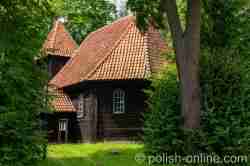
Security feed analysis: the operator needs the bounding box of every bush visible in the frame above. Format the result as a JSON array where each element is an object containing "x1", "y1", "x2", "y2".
[
  {"x1": 143, "y1": 49, "x2": 250, "y2": 165},
  {"x1": 144, "y1": 2, "x2": 250, "y2": 165},
  {"x1": 0, "y1": 1, "x2": 51, "y2": 165},
  {"x1": 144, "y1": 65, "x2": 206, "y2": 156},
  {"x1": 0, "y1": 113, "x2": 47, "y2": 166},
  {"x1": 0, "y1": 53, "x2": 49, "y2": 166},
  {"x1": 200, "y1": 48, "x2": 250, "y2": 156},
  {"x1": 144, "y1": 64, "x2": 181, "y2": 154}
]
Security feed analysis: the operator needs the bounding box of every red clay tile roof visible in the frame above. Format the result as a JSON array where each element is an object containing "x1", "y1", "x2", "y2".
[
  {"x1": 49, "y1": 86, "x2": 76, "y2": 112},
  {"x1": 42, "y1": 20, "x2": 78, "y2": 57},
  {"x1": 50, "y1": 16, "x2": 167, "y2": 88}
]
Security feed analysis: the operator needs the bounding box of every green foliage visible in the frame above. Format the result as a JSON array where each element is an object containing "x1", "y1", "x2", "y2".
[
  {"x1": 51, "y1": 0, "x2": 116, "y2": 43},
  {"x1": 127, "y1": 0, "x2": 185, "y2": 31},
  {"x1": 144, "y1": 65, "x2": 205, "y2": 156},
  {"x1": 138, "y1": 0, "x2": 250, "y2": 163},
  {"x1": 201, "y1": 0, "x2": 250, "y2": 49},
  {"x1": 200, "y1": 48, "x2": 250, "y2": 157},
  {"x1": 144, "y1": 56, "x2": 250, "y2": 164},
  {"x1": 0, "y1": 0, "x2": 52, "y2": 165},
  {"x1": 127, "y1": 0, "x2": 186, "y2": 59},
  {"x1": 127, "y1": 0, "x2": 165, "y2": 30},
  {"x1": 143, "y1": 64, "x2": 181, "y2": 154},
  {"x1": 199, "y1": 0, "x2": 250, "y2": 158}
]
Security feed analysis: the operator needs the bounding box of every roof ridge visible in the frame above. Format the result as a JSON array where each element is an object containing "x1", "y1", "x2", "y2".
[
  {"x1": 50, "y1": 16, "x2": 134, "y2": 87},
  {"x1": 49, "y1": 16, "x2": 168, "y2": 87},
  {"x1": 41, "y1": 20, "x2": 78, "y2": 58},
  {"x1": 57, "y1": 21, "x2": 78, "y2": 48},
  {"x1": 63, "y1": 24, "x2": 78, "y2": 48},
  {"x1": 84, "y1": 21, "x2": 135, "y2": 80},
  {"x1": 144, "y1": 30, "x2": 151, "y2": 78},
  {"x1": 51, "y1": 21, "x2": 59, "y2": 49},
  {"x1": 76, "y1": 16, "x2": 134, "y2": 50},
  {"x1": 85, "y1": 16, "x2": 134, "y2": 40},
  {"x1": 63, "y1": 18, "x2": 132, "y2": 62}
]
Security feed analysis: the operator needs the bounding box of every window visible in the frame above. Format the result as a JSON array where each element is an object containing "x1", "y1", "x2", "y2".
[
  {"x1": 77, "y1": 94, "x2": 85, "y2": 118},
  {"x1": 113, "y1": 89, "x2": 125, "y2": 114},
  {"x1": 59, "y1": 119, "x2": 68, "y2": 131}
]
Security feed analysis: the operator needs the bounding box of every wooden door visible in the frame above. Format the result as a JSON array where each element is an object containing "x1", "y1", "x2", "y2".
[{"x1": 80, "y1": 92, "x2": 98, "y2": 142}]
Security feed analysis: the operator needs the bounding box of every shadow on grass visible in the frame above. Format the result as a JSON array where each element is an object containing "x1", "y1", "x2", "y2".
[{"x1": 39, "y1": 146, "x2": 145, "y2": 166}]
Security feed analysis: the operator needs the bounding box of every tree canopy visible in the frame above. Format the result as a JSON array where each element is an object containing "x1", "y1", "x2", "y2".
[
  {"x1": 51, "y1": 0, "x2": 116, "y2": 43},
  {"x1": 130, "y1": 0, "x2": 250, "y2": 158},
  {"x1": 128, "y1": 0, "x2": 202, "y2": 129},
  {"x1": 0, "y1": 0, "x2": 52, "y2": 165}
]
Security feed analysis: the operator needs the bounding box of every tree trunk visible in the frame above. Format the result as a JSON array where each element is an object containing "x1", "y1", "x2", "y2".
[
  {"x1": 177, "y1": 39, "x2": 201, "y2": 129},
  {"x1": 163, "y1": 0, "x2": 201, "y2": 129}
]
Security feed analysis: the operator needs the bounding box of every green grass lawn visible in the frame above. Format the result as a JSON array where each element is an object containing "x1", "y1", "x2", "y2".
[{"x1": 38, "y1": 143, "x2": 145, "y2": 166}]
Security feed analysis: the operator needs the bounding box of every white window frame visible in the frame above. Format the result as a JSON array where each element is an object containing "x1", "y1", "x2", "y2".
[
  {"x1": 77, "y1": 94, "x2": 84, "y2": 118},
  {"x1": 58, "y1": 119, "x2": 68, "y2": 131},
  {"x1": 112, "y1": 89, "x2": 125, "y2": 114}
]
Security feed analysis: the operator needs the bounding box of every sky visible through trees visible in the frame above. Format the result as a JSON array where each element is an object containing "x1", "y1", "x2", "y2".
[{"x1": 111, "y1": 0, "x2": 128, "y2": 17}]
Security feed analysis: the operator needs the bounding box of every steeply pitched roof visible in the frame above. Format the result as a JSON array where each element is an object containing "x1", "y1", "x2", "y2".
[
  {"x1": 50, "y1": 16, "x2": 167, "y2": 88},
  {"x1": 49, "y1": 86, "x2": 76, "y2": 112},
  {"x1": 42, "y1": 20, "x2": 78, "y2": 58}
]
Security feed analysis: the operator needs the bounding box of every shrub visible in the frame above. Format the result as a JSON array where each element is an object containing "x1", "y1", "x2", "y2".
[
  {"x1": 143, "y1": 2, "x2": 250, "y2": 165},
  {"x1": 0, "y1": 1, "x2": 51, "y2": 165},
  {"x1": 143, "y1": 50, "x2": 250, "y2": 165},
  {"x1": 0, "y1": 54, "x2": 49, "y2": 166},
  {"x1": 144, "y1": 64, "x2": 204, "y2": 153},
  {"x1": 200, "y1": 48, "x2": 250, "y2": 157},
  {"x1": 143, "y1": 64, "x2": 182, "y2": 154},
  {"x1": 0, "y1": 113, "x2": 47, "y2": 166}
]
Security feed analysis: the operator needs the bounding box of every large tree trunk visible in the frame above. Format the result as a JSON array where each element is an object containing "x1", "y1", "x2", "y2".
[
  {"x1": 178, "y1": 40, "x2": 201, "y2": 129},
  {"x1": 163, "y1": 0, "x2": 201, "y2": 129},
  {"x1": 182, "y1": 0, "x2": 201, "y2": 129}
]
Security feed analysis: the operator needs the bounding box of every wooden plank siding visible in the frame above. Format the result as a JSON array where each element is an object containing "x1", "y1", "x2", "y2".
[
  {"x1": 46, "y1": 112, "x2": 78, "y2": 143},
  {"x1": 97, "y1": 86, "x2": 144, "y2": 140},
  {"x1": 48, "y1": 56, "x2": 70, "y2": 78},
  {"x1": 65, "y1": 80, "x2": 147, "y2": 141}
]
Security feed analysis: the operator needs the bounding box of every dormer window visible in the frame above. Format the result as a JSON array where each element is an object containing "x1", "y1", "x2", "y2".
[{"x1": 112, "y1": 89, "x2": 125, "y2": 114}]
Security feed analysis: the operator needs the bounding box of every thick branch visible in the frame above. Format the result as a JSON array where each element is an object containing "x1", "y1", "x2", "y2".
[
  {"x1": 160, "y1": 0, "x2": 183, "y2": 41},
  {"x1": 185, "y1": 0, "x2": 201, "y2": 40},
  {"x1": 185, "y1": 0, "x2": 201, "y2": 62},
  {"x1": 160, "y1": 0, "x2": 185, "y2": 80}
]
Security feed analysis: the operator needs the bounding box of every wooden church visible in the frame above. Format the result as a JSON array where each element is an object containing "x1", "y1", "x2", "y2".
[{"x1": 40, "y1": 16, "x2": 167, "y2": 143}]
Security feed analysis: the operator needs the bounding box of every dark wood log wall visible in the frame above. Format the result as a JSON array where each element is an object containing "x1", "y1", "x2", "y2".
[
  {"x1": 48, "y1": 56, "x2": 70, "y2": 78},
  {"x1": 46, "y1": 112, "x2": 78, "y2": 143},
  {"x1": 97, "y1": 85, "x2": 145, "y2": 140},
  {"x1": 66, "y1": 80, "x2": 147, "y2": 142}
]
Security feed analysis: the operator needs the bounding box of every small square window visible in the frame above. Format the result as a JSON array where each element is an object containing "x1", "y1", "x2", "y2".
[{"x1": 59, "y1": 119, "x2": 68, "y2": 131}]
